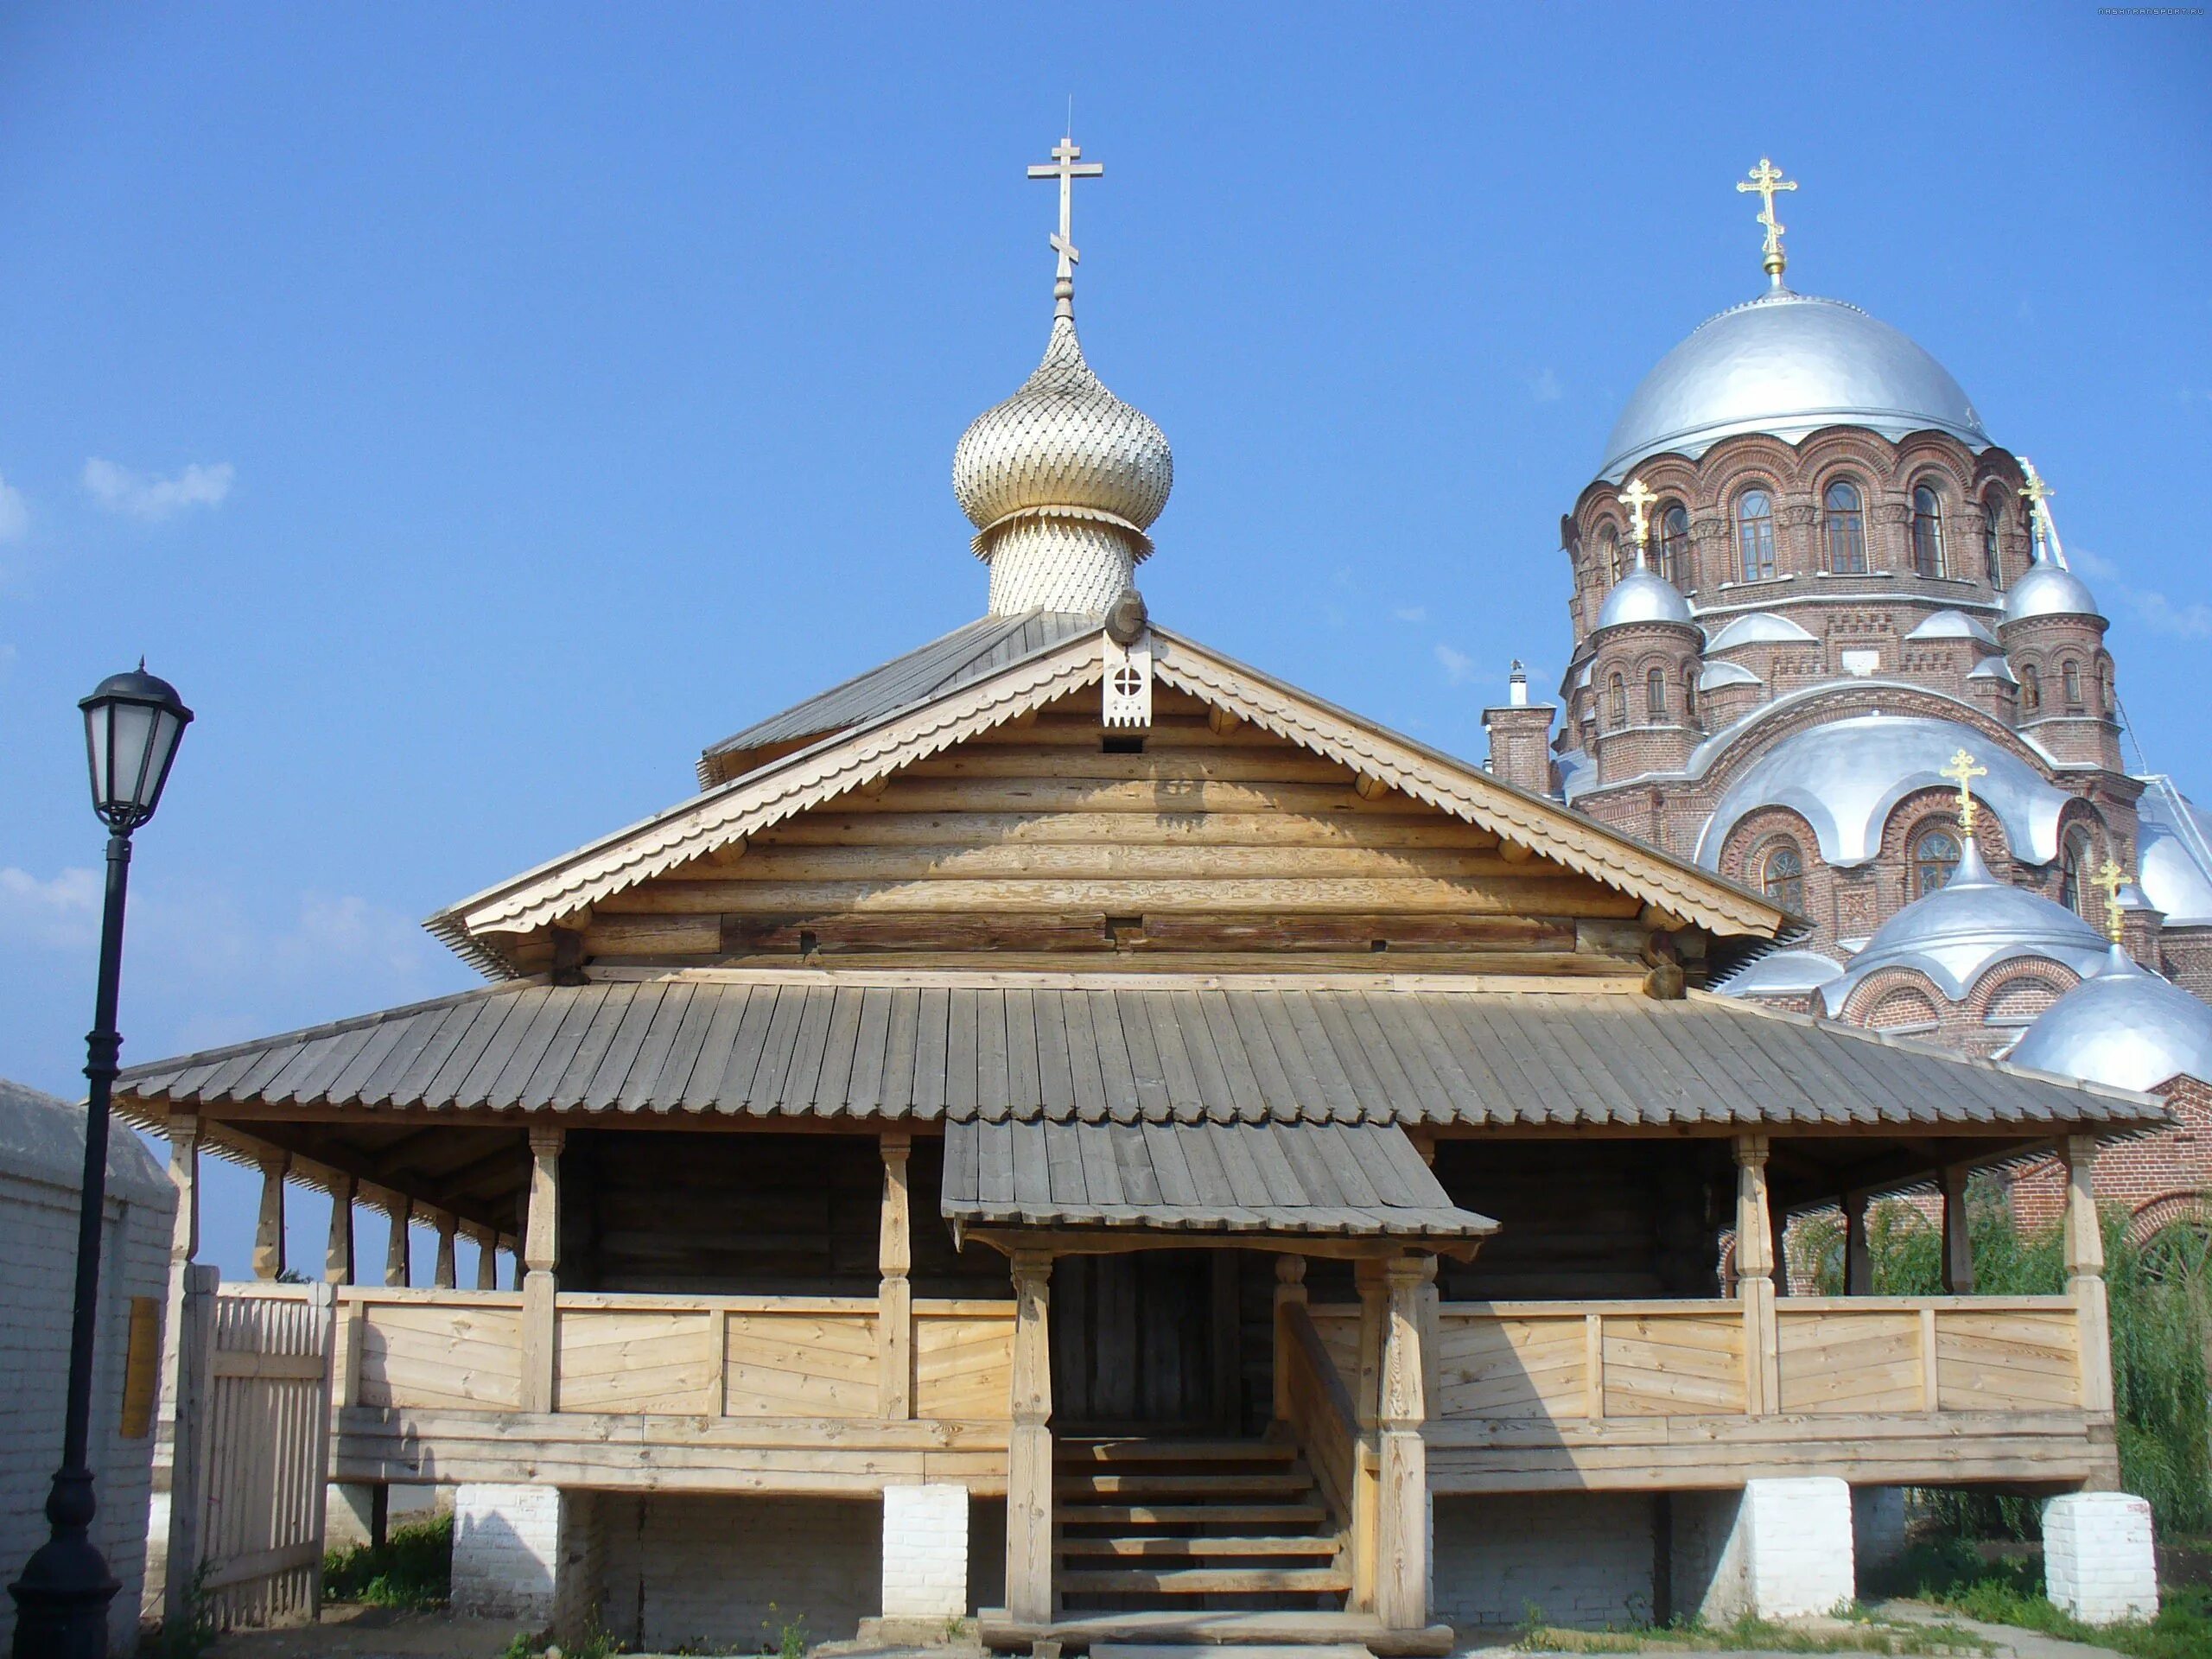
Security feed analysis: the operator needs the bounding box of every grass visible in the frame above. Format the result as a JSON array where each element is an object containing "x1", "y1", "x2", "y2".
[
  {"x1": 1869, "y1": 1539, "x2": 2212, "y2": 1659},
  {"x1": 1513, "y1": 1608, "x2": 1990, "y2": 1655},
  {"x1": 321, "y1": 1511, "x2": 454, "y2": 1610}
]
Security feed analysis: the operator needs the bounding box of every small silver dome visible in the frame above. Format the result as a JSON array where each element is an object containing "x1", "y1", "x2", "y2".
[
  {"x1": 2137, "y1": 776, "x2": 2212, "y2": 927},
  {"x1": 1714, "y1": 948, "x2": 1844, "y2": 999},
  {"x1": 1600, "y1": 288, "x2": 1988, "y2": 481},
  {"x1": 2010, "y1": 945, "x2": 2212, "y2": 1093},
  {"x1": 1597, "y1": 567, "x2": 1694, "y2": 630},
  {"x1": 1819, "y1": 839, "x2": 2110, "y2": 1014},
  {"x1": 1706, "y1": 611, "x2": 1816, "y2": 652},
  {"x1": 2002, "y1": 561, "x2": 2101, "y2": 625},
  {"x1": 1906, "y1": 610, "x2": 2000, "y2": 647},
  {"x1": 1699, "y1": 659, "x2": 1762, "y2": 692}
]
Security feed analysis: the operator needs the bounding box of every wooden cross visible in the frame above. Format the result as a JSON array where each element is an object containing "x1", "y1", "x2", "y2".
[
  {"x1": 1941, "y1": 748, "x2": 1987, "y2": 834},
  {"x1": 1028, "y1": 136, "x2": 1103, "y2": 291},
  {"x1": 1737, "y1": 157, "x2": 1797, "y2": 276},
  {"x1": 2095, "y1": 858, "x2": 2128, "y2": 945},
  {"x1": 1617, "y1": 476, "x2": 1658, "y2": 560}
]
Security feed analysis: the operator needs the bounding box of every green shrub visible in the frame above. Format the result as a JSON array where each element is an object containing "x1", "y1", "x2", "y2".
[
  {"x1": 1872, "y1": 1538, "x2": 2212, "y2": 1658},
  {"x1": 321, "y1": 1510, "x2": 454, "y2": 1609}
]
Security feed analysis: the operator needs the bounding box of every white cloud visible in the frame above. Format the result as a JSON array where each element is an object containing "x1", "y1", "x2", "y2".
[
  {"x1": 1393, "y1": 606, "x2": 1427, "y2": 624},
  {"x1": 0, "y1": 866, "x2": 101, "y2": 950},
  {"x1": 0, "y1": 475, "x2": 28, "y2": 543},
  {"x1": 1433, "y1": 643, "x2": 1477, "y2": 685},
  {"x1": 2072, "y1": 547, "x2": 2212, "y2": 640},
  {"x1": 81, "y1": 457, "x2": 234, "y2": 522},
  {"x1": 1527, "y1": 368, "x2": 1562, "y2": 404}
]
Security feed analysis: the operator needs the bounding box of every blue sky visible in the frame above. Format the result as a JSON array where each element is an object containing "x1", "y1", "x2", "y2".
[{"x1": 1, "y1": 3, "x2": 2207, "y2": 1279}]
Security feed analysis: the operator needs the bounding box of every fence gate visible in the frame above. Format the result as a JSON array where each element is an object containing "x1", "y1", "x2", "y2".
[{"x1": 166, "y1": 1267, "x2": 338, "y2": 1629}]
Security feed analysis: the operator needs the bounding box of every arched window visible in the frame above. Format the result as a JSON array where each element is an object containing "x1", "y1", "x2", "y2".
[
  {"x1": 1912, "y1": 826, "x2": 1962, "y2": 898},
  {"x1": 1646, "y1": 667, "x2": 1667, "y2": 720},
  {"x1": 1599, "y1": 526, "x2": 1624, "y2": 584},
  {"x1": 1911, "y1": 485, "x2": 1945, "y2": 578},
  {"x1": 1608, "y1": 673, "x2": 1627, "y2": 728},
  {"x1": 1760, "y1": 842, "x2": 1806, "y2": 912},
  {"x1": 1982, "y1": 490, "x2": 2005, "y2": 586},
  {"x1": 2063, "y1": 659, "x2": 2083, "y2": 708},
  {"x1": 2101, "y1": 664, "x2": 2116, "y2": 715},
  {"x1": 1822, "y1": 480, "x2": 1867, "y2": 574},
  {"x1": 1684, "y1": 676, "x2": 1697, "y2": 721},
  {"x1": 2060, "y1": 829, "x2": 2095, "y2": 919},
  {"x1": 2021, "y1": 664, "x2": 2041, "y2": 711},
  {"x1": 1658, "y1": 504, "x2": 1690, "y2": 586},
  {"x1": 1737, "y1": 490, "x2": 1776, "y2": 582}
]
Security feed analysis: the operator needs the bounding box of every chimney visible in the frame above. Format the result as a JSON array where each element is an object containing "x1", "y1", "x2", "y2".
[{"x1": 1484, "y1": 661, "x2": 1558, "y2": 796}]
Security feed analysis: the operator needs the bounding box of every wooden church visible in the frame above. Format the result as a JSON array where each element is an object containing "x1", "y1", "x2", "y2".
[{"x1": 120, "y1": 143, "x2": 2166, "y2": 1648}]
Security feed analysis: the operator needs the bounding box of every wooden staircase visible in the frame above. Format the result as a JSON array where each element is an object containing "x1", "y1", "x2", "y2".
[{"x1": 1054, "y1": 1438, "x2": 1351, "y2": 1612}]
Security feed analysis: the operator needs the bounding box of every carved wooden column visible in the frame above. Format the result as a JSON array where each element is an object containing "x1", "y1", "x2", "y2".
[
  {"x1": 521, "y1": 1127, "x2": 564, "y2": 1414},
  {"x1": 2063, "y1": 1136, "x2": 2114, "y2": 1415},
  {"x1": 1271, "y1": 1254, "x2": 1306, "y2": 1424},
  {"x1": 325, "y1": 1173, "x2": 357, "y2": 1285},
  {"x1": 253, "y1": 1148, "x2": 289, "y2": 1281},
  {"x1": 1006, "y1": 1249, "x2": 1054, "y2": 1625},
  {"x1": 383, "y1": 1193, "x2": 412, "y2": 1287},
  {"x1": 879, "y1": 1130, "x2": 913, "y2": 1419},
  {"x1": 472, "y1": 1226, "x2": 500, "y2": 1289},
  {"x1": 1376, "y1": 1254, "x2": 1432, "y2": 1630},
  {"x1": 432, "y1": 1211, "x2": 458, "y2": 1289},
  {"x1": 161, "y1": 1116, "x2": 202, "y2": 1437},
  {"x1": 1351, "y1": 1256, "x2": 1387, "y2": 1611},
  {"x1": 1732, "y1": 1135, "x2": 1776, "y2": 1414},
  {"x1": 1941, "y1": 1165, "x2": 1975, "y2": 1294},
  {"x1": 1843, "y1": 1192, "x2": 1871, "y2": 1295}
]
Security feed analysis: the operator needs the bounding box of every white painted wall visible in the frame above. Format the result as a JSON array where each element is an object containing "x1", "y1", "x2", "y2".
[
  {"x1": 0, "y1": 1080, "x2": 175, "y2": 1654},
  {"x1": 881, "y1": 1484, "x2": 967, "y2": 1619},
  {"x1": 2044, "y1": 1492, "x2": 2158, "y2": 1624}
]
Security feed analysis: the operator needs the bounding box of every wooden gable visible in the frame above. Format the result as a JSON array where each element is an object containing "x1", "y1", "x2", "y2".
[{"x1": 550, "y1": 687, "x2": 1662, "y2": 981}]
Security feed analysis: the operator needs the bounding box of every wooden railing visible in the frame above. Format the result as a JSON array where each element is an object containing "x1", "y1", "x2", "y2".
[
  {"x1": 340, "y1": 1287, "x2": 1015, "y2": 1421},
  {"x1": 1278, "y1": 1300, "x2": 1358, "y2": 1524},
  {"x1": 1426, "y1": 1296, "x2": 2084, "y2": 1422}
]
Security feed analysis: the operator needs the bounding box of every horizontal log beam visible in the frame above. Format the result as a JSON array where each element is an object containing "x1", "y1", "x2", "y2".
[{"x1": 604, "y1": 878, "x2": 1645, "y2": 918}]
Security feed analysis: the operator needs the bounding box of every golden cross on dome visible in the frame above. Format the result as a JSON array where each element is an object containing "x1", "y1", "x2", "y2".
[
  {"x1": 1737, "y1": 157, "x2": 1798, "y2": 280},
  {"x1": 2095, "y1": 858, "x2": 2129, "y2": 945},
  {"x1": 1618, "y1": 477, "x2": 1658, "y2": 563},
  {"x1": 1942, "y1": 748, "x2": 1988, "y2": 834},
  {"x1": 1028, "y1": 135, "x2": 1103, "y2": 316}
]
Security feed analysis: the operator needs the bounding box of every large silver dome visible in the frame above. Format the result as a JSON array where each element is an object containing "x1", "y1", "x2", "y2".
[
  {"x1": 1597, "y1": 567, "x2": 1694, "y2": 630},
  {"x1": 2137, "y1": 777, "x2": 2212, "y2": 928},
  {"x1": 2002, "y1": 561, "x2": 2101, "y2": 625},
  {"x1": 1819, "y1": 840, "x2": 2110, "y2": 1014},
  {"x1": 1600, "y1": 288, "x2": 1989, "y2": 481},
  {"x1": 2009, "y1": 945, "x2": 2212, "y2": 1093}
]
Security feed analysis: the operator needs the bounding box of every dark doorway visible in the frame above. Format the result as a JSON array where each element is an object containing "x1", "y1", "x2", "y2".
[{"x1": 1050, "y1": 1251, "x2": 1238, "y2": 1433}]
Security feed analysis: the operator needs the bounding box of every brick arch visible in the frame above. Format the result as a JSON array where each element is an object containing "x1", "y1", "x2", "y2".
[
  {"x1": 1974, "y1": 969, "x2": 2073, "y2": 1027},
  {"x1": 1721, "y1": 809, "x2": 1823, "y2": 920},
  {"x1": 1891, "y1": 436, "x2": 1980, "y2": 496},
  {"x1": 1840, "y1": 965, "x2": 1952, "y2": 1028},
  {"x1": 1868, "y1": 984, "x2": 1942, "y2": 1030},
  {"x1": 2127, "y1": 1192, "x2": 2212, "y2": 1249}
]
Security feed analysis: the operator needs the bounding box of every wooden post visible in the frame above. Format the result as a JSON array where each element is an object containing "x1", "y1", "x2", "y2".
[
  {"x1": 254, "y1": 1149, "x2": 289, "y2": 1281},
  {"x1": 161, "y1": 1116, "x2": 201, "y2": 1440},
  {"x1": 1843, "y1": 1192, "x2": 1872, "y2": 1295},
  {"x1": 472, "y1": 1227, "x2": 500, "y2": 1290},
  {"x1": 432, "y1": 1211, "x2": 458, "y2": 1289},
  {"x1": 1733, "y1": 1135, "x2": 1776, "y2": 1415},
  {"x1": 521, "y1": 1127, "x2": 564, "y2": 1414},
  {"x1": 164, "y1": 1262, "x2": 219, "y2": 1630},
  {"x1": 1770, "y1": 1200, "x2": 1791, "y2": 1299},
  {"x1": 1351, "y1": 1257, "x2": 1387, "y2": 1612},
  {"x1": 305, "y1": 1281, "x2": 339, "y2": 1618},
  {"x1": 1376, "y1": 1254, "x2": 1431, "y2": 1630},
  {"x1": 1271, "y1": 1254, "x2": 1306, "y2": 1425},
  {"x1": 383, "y1": 1194, "x2": 412, "y2": 1288},
  {"x1": 325, "y1": 1173, "x2": 356, "y2": 1286},
  {"x1": 1941, "y1": 1165, "x2": 1975, "y2": 1295},
  {"x1": 2063, "y1": 1135, "x2": 2113, "y2": 1414},
  {"x1": 879, "y1": 1130, "x2": 913, "y2": 1420},
  {"x1": 1006, "y1": 1249, "x2": 1054, "y2": 1626}
]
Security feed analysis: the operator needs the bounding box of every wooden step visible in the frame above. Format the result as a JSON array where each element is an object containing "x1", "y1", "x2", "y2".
[
  {"x1": 1063, "y1": 1503, "x2": 1329, "y2": 1528},
  {"x1": 1059, "y1": 1439, "x2": 1298, "y2": 1465},
  {"x1": 1058, "y1": 1472, "x2": 1313, "y2": 1499},
  {"x1": 1059, "y1": 1567, "x2": 1353, "y2": 1596},
  {"x1": 1062, "y1": 1535, "x2": 1340, "y2": 1558}
]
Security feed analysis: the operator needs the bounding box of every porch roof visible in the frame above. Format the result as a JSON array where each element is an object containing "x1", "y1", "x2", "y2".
[
  {"x1": 117, "y1": 969, "x2": 2166, "y2": 1133},
  {"x1": 941, "y1": 1116, "x2": 1497, "y2": 1242}
]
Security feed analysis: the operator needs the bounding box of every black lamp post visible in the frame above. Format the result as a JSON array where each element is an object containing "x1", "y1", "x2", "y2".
[{"x1": 10, "y1": 665, "x2": 191, "y2": 1659}]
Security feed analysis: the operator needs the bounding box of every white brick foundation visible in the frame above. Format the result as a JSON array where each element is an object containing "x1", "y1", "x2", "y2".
[
  {"x1": 881, "y1": 1484, "x2": 968, "y2": 1618},
  {"x1": 1433, "y1": 1493, "x2": 1658, "y2": 1629},
  {"x1": 451, "y1": 1484, "x2": 565, "y2": 1622},
  {"x1": 1675, "y1": 1478, "x2": 1853, "y2": 1623},
  {"x1": 2044, "y1": 1492, "x2": 2158, "y2": 1624}
]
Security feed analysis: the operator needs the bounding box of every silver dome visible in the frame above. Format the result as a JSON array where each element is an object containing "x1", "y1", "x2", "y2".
[
  {"x1": 1705, "y1": 611, "x2": 1816, "y2": 652},
  {"x1": 1906, "y1": 610, "x2": 2000, "y2": 647},
  {"x1": 1597, "y1": 567, "x2": 1694, "y2": 630},
  {"x1": 2001, "y1": 561, "x2": 2101, "y2": 625},
  {"x1": 1600, "y1": 288, "x2": 1989, "y2": 481},
  {"x1": 2137, "y1": 776, "x2": 2212, "y2": 927},
  {"x1": 2010, "y1": 945, "x2": 2212, "y2": 1093},
  {"x1": 1699, "y1": 659, "x2": 1762, "y2": 691},
  {"x1": 1714, "y1": 948, "x2": 1844, "y2": 998},
  {"x1": 1695, "y1": 713, "x2": 2073, "y2": 869},
  {"x1": 1820, "y1": 839, "x2": 2111, "y2": 1014}
]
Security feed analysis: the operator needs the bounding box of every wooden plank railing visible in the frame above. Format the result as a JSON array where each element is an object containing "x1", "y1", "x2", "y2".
[
  {"x1": 1279, "y1": 1300, "x2": 1359, "y2": 1525},
  {"x1": 340, "y1": 1287, "x2": 1016, "y2": 1422},
  {"x1": 1430, "y1": 1296, "x2": 2083, "y2": 1421}
]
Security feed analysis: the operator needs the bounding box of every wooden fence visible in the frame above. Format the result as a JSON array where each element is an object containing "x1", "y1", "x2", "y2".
[{"x1": 166, "y1": 1269, "x2": 337, "y2": 1630}]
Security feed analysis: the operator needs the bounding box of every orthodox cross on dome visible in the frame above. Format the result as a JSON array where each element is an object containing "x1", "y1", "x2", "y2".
[
  {"x1": 1942, "y1": 747, "x2": 1988, "y2": 836},
  {"x1": 2095, "y1": 858, "x2": 2129, "y2": 945},
  {"x1": 1736, "y1": 157, "x2": 1798, "y2": 283},
  {"x1": 1618, "y1": 477, "x2": 1658, "y2": 567},
  {"x1": 2018, "y1": 459, "x2": 2070, "y2": 569},
  {"x1": 1028, "y1": 135, "x2": 1103, "y2": 321}
]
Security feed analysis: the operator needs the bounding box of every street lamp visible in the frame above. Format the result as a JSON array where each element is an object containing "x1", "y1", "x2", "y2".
[{"x1": 10, "y1": 665, "x2": 191, "y2": 1659}]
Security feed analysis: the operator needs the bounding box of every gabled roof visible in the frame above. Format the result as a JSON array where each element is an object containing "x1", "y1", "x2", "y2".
[
  {"x1": 427, "y1": 620, "x2": 1800, "y2": 976},
  {"x1": 696, "y1": 610, "x2": 1095, "y2": 788}
]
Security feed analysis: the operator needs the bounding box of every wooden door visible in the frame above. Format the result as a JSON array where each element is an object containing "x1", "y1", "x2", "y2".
[{"x1": 1052, "y1": 1251, "x2": 1230, "y2": 1433}]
